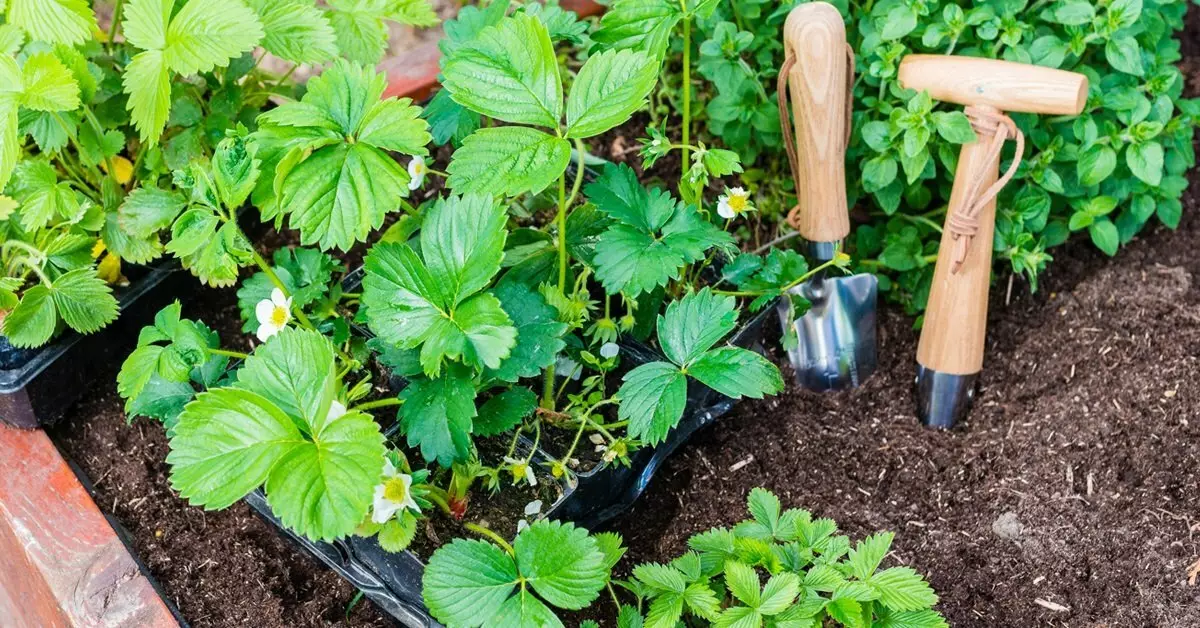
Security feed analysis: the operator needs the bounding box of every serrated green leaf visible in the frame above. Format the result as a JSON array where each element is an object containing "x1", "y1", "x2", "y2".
[
  {"x1": 20, "y1": 51, "x2": 79, "y2": 112},
  {"x1": 487, "y1": 282, "x2": 568, "y2": 382},
  {"x1": 878, "y1": 609, "x2": 949, "y2": 628},
  {"x1": 447, "y1": 126, "x2": 570, "y2": 197},
  {"x1": 235, "y1": 328, "x2": 337, "y2": 430},
  {"x1": 423, "y1": 88, "x2": 480, "y2": 146},
  {"x1": 586, "y1": 163, "x2": 676, "y2": 232},
  {"x1": 118, "y1": 187, "x2": 188, "y2": 238},
  {"x1": 850, "y1": 532, "x2": 894, "y2": 580},
  {"x1": 515, "y1": 520, "x2": 608, "y2": 609},
  {"x1": 423, "y1": 538, "x2": 519, "y2": 626},
  {"x1": 264, "y1": 406, "x2": 385, "y2": 541},
  {"x1": 103, "y1": 211, "x2": 164, "y2": 265},
  {"x1": 7, "y1": 0, "x2": 97, "y2": 46},
  {"x1": 1, "y1": 284, "x2": 57, "y2": 348},
  {"x1": 474, "y1": 387, "x2": 536, "y2": 437},
  {"x1": 869, "y1": 567, "x2": 939, "y2": 612},
  {"x1": 724, "y1": 560, "x2": 761, "y2": 607},
  {"x1": 689, "y1": 347, "x2": 783, "y2": 400},
  {"x1": 398, "y1": 366, "x2": 476, "y2": 465},
  {"x1": 645, "y1": 593, "x2": 684, "y2": 628},
  {"x1": 49, "y1": 269, "x2": 119, "y2": 334},
  {"x1": 123, "y1": 50, "x2": 171, "y2": 146},
  {"x1": 378, "y1": 510, "x2": 418, "y2": 552},
  {"x1": 634, "y1": 562, "x2": 687, "y2": 593},
  {"x1": 167, "y1": 388, "x2": 304, "y2": 509},
  {"x1": 617, "y1": 361, "x2": 686, "y2": 445},
  {"x1": 177, "y1": 219, "x2": 254, "y2": 287},
  {"x1": 566, "y1": 49, "x2": 657, "y2": 139},
  {"x1": 246, "y1": 0, "x2": 338, "y2": 65},
  {"x1": 356, "y1": 97, "x2": 431, "y2": 155},
  {"x1": 212, "y1": 134, "x2": 261, "y2": 210},
  {"x1": 759, "y1": 572, "x2": 801, "y2": 615},
  {"x1": 442, "y1": 12, "x2": 563, "y2": 127},
  {"x1": 327, "y1": 2, "x2": 387, "y2": 66},
  {"x1": 162, "y1": 0, "x2": 264, "y2": 76},
  {"x1": 657, "y1": 288, "x2": 736, "y2": 365},
  {"x1": 592, "y1": 0, "x2": 680, "y2": 59},
  {"x1": 491, "y1": 590, "x2": 564, "y2": 627}
]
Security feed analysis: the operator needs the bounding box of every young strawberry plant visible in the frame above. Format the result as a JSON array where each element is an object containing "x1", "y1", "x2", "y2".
[{"x1": 0, "y1": 0, "x2": 436, "y2": 348}]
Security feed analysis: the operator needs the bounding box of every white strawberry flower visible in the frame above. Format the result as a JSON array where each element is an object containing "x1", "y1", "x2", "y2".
[
  {"x1": 371, "y1": 459, "x2": 420, "y2": 524},
  {"x1": 255, "y1": 288, "x2": 292, "y2": 342},
  {"x1": 408, "y1": 156, "x2": 427, "y2": 190},
  {"x1": 599, "y1": 342, "x2": 620, "y2": 359},
  {"x1": 517, "y1": 499, "x2": 543, "y2": 532},
  {"x1": 717, "y1": 186, "x2": 754, "y2": 220}
]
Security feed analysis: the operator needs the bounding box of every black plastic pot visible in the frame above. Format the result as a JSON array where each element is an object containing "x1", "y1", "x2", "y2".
[
  {"x1": 244, "y1": 294, "x2": 775, "y2": 627},
  {"x1": 0, "y1": 265, "x2": 187, "y2": 428}
]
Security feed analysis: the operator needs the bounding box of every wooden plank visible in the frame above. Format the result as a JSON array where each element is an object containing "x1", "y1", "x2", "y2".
[
  {"x1": 0, "y1": 424, "x2": 179, "y2": 628},
  {"x1": 380, "y1": 0, "x2": 606, "y2": 101}
]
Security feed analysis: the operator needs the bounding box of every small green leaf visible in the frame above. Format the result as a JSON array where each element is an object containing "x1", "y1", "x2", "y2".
[
  {"x1": 591, "y1": 0, "x2": 681, "y2": 59},
  {"x1": 657, "y1": 288, "x2": 736, "y2": 366},
  {"x1": 49, "y1": 268, "x2": 119, "y2": 334},
  {"x1": 868, "y1": 567, "x2": 939, "y2": 612},
  {"x1": 566, "y1": 49, "x2": 658, "y2": 139},
  {"x1": 758, "y1": 572, "x2": 801, "y2": 615},
  {"x1": 1, "y1": 285, "x2": 57, "y2": 348},
  {"x1": 724, "y1": 560, "x2": 761, "y2": 607},
  {"x1": 378, "y1": 510, "x2": 418, "y2": 553},
  {"x1": 399, "y1": 366, "x2": 477, "y2": 466},
  {"x1": 475, "y1": 387, "x2": 536, "y2": 437},
  {"x1": 515, "y1": 520, "x2": 608, "y2": 609},
  {"x1": 162, "y1": 0, "x2": 264, "y2": 76},
  {"x1": 488, "y1": 282, "x2": 568, "y2": 383},
  {"x1": 1076, "y1": 145, "x2": 1116, "y2": 187},
  {"x1": 423, "y1": 538, "x2": 519, "y2": 626},
  {"x1": 442, "y1": 13, "x2": 563, "y2": 127},
  {"x1": 617, "y1": 361, "x2": 687, "y2": 445},
  {"x1": 447, "y1": 126, "x2": 571, "y2": 197},
  {"x1": 118, "y1": 187, "x2": 188, "y2": 238},
  {"x1": 7, "y1": 0, "x2": 97, "y2": 46},
  {"x1": 20, "y1": 51, "x2": 80, "y2": 112},
  {"x1": 245, "y1": 0, "x2": 338, "y2": 65},
  {"x1": 1126, "y1": 142, "x2": 1163, "y2": 186},
  {"x1": 1104, "y1": 35, "x2": 1143, "y2": 77},
  {"x1": 1088, "y1": 219, "x2": 1119, "y2": 256},
  {"x1": 123, "y1": 50, "x2": 171, "y2": 146},
  {"x1": 849, "y1": 532, "x2": 894, "y2": 580}
]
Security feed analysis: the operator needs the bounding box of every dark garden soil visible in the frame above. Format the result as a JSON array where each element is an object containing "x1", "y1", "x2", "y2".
[{"x1": 43, "y1": 12, "x2": 1200, "y2": 628}]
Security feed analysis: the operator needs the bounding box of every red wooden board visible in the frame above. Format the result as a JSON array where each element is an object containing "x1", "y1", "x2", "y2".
[{"x1": 0, "y1": 424, "x2": 178, "y2": 627}]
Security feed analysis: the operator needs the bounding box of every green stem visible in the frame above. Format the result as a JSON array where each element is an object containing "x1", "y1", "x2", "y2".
[
  {"x1": 713, "y1": 257, "x2": 843, "y2": 298},
  {"x1": 107, "y1": 0, "x2": 125, "y2": 52},
  {"x1": 276, "y1": 64, "x2": 298, "y2": 87},
  {"x1": 207, "y1": 347, "x2": 250, "y2": 360},
  {"x1": 558, "y1": 399, "x2": 619, "y2": 466},
  {"x1": 466, "y1": 523, "x2": 515, "y2": 555},
  {"x1": 681, "y1": 17, "x2": 693, "y2": 172},
  {"x1": 351, "y1": 397, "x2": 404, "y2": 412}
]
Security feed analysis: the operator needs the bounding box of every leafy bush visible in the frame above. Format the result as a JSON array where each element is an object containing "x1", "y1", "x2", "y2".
[
  {"x1": 685, "y1": 0, "x2": 1196, "y2": 313},
  {"x1": 420, "y1": 487, "x2": 946, "y2": 627},
  {"x1": 0, "y1": 0, "x2": 436, "y2": 347},
  {"x1": 621, "y1": 488, "x2": 946, "y2": 627}
]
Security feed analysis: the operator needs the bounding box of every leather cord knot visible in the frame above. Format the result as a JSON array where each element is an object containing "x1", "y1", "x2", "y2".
[
  {"x1": 777, "y1": 46, "x2": 855, "y2": 231},
  {"x1": 948, "y1": 106, "x2": 1025, "y2": 273}
]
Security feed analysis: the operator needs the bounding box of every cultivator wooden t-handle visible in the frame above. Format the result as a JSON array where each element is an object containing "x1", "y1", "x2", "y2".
[
  {"x1": 897, "y1": 55, "x2": 1087, "y2": 428},
  {"x1": 780, "y1": 2, "x2": 852, "y2": 261}
]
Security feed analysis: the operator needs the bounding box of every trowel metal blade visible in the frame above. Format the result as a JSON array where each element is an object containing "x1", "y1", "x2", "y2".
[{"x1": 778, "y1": 273, "x2": 879, "y2": 391}]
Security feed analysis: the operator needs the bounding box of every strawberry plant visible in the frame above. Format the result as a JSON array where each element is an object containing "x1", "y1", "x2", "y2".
[
  {"x1": 620, "y1": 488, "x2": 947, "y2": 627},
  {"x1": 0, "y1": 0, "x2": 436, "y2": 348},
  {"x1": 114, "y1": 2, "x2": 804, "y2": 567}
]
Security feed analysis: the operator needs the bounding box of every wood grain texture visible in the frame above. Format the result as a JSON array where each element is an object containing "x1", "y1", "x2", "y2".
[
  {"x1": 916, "y1": 135, "x2": 999, "y2": 375},
  {"x1": 898, "y1": 55, "x2": 1088, "y2": 115},
  {"x1": 0, "y1": 424, "x2": 178, "y2": 628},
  {"x1": 783, "y1": 2, "x2": 851, "y2": 244}
]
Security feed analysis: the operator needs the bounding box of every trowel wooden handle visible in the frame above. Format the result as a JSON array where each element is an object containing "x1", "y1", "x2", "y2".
[
  {"x1": 898, "y1": 55, "x2": 1088, "y2": 115},
  {"x1": 916, "y1": 140, "x2": 998, "y2": 375},
  {"x1": 783, "y1": 2, "x2": 850, "y2": 244}
]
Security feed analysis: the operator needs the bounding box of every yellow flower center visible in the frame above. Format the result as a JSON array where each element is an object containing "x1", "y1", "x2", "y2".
[
  {"x1": 270, "y1": 305, "x2": 289, "y2": 328},
  {"x1": 383, "y1": 477, "x2": 409, "y2": 503},
  {"x1": 727, "y1": 194, "x2": 748, "y2": 213}
]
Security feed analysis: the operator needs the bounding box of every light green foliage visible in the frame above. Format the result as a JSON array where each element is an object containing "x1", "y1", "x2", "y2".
[
  {"x1": 122, "y1": 0, "x2": 264, "y2": 145},
  {"x1": 6, "y1": 0, "x2": 97, "y2": 46},
  {"x1": 362, "y1": 193, "x2": 515, "y2": 378},
  {"x1": 1, "y1": 267, "x2": 118, "y2": 348},
  {"x1": 326, "y1": 0, "x2": 440, "y2": 66},
  {"x1": 627, "y1": 488, "x2": 946, "y2": 628},
  {"x1": 166, "y1": 328, "x2": 386, "y2": 541},
  {"x1": 117, "y1": 302, "x2": 226, "y2": 429},
  {"x1": 442, "y1": 12, "x2": 658, "y2": 196},
  {"x1": 250, "y1": 59, "x2": 430, "y2": 251},
  {"x1": 617, "y1": 289, "x2": 783, "y2": 444},
  {"x1": 587, "y1": 163, "x2": 733, "y2": 296},
  {"x1": 423, "y1": 521, "x2": 615, "y2": 627},
  {"x1": 236, "y1": 247, "x2": 339, "y2": 333}
]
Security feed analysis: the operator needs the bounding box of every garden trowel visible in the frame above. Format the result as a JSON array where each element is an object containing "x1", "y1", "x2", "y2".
[
  {"x1": 775, "y1": 2, "x2": 877, "y2": 392},
  {"x1": 896, "y1": 55, "x2": 1087, "y2": 428}
]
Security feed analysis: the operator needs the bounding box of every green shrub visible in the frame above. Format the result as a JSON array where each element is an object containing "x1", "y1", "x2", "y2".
[{"x1": 692, "y1": 0, "x2": 1197, "y2": 313}]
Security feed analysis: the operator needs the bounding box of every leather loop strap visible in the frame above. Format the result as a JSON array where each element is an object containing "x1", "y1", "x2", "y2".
[
  {"x1": 947, "y1": 106, "x2": 1025, "y2": 273},
  {"x1": 778, "y1": 44, "x2": 855, "y2": 231}
]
